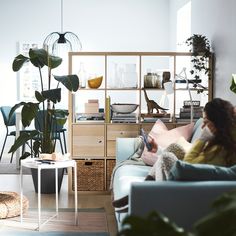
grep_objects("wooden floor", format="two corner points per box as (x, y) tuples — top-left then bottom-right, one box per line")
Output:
(0, 173), (118, 236)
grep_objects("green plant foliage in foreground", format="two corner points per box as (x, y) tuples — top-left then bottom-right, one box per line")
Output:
(230, 74), (236, 94)
(193, 189), (236, 236)
(118, 211), (189, 236)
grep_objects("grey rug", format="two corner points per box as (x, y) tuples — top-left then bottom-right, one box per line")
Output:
(0, 208), (108, 235)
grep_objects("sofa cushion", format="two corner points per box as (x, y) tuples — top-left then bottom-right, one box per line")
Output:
(169, 160), (236, 181)
(176, 137), (192, 153)
(112, 164), (150, 199)
(190, 118), (203, 143)
(141, 120), (194, 166)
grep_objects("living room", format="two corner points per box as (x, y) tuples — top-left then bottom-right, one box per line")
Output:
(0, 0), (235, 235)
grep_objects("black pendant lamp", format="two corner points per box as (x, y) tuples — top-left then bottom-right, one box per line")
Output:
(43, 0), (82, 55)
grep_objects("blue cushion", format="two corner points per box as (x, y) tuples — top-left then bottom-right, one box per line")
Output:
(190, 118), (203, 143)
(168, 160), (236, 181)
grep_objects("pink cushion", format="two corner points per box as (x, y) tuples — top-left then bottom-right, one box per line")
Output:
(141, 120), (194, 166)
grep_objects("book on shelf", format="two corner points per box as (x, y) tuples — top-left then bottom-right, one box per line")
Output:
(111, 119), (138, 123)
(176, 117), (199, 123)
(111, 112), (137, 123)
(141, 117), (171, 123)
(179, 112), (203, 119)
(141, 113), (171, 123)
(180, 106), (204, 112)
(105, 96), (111, 123)
(76, 112), (104, 121)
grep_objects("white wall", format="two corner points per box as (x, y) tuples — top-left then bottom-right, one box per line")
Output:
(169, 0), (191, 51)
(191, 0), (236, 105)
(0, 0), (170, 104)
(0, 0), (171, 159)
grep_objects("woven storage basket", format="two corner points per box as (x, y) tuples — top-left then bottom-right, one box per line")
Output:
(106, 159), (116, 190)
(72, 159), (105, 191)
(0, 191), (29, 219)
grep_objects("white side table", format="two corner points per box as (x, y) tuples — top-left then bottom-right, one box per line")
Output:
(20, 158), (78, 230)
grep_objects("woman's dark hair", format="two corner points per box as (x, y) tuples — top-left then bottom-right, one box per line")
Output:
(204, 98), (236, 165)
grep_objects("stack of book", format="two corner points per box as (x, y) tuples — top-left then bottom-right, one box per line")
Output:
(112, 113), (137, 123)
(141, 113), (171, 123)
(179, 106), (203, 119)
(76, 112), (104, 121)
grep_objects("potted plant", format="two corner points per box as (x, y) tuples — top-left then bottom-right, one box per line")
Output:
(9, 48), (79, 193)
(185, 34), (211, 91)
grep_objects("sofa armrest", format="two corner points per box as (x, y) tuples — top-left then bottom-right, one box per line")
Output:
(129, 181), (236, 229)
(116, 138), (138, 164)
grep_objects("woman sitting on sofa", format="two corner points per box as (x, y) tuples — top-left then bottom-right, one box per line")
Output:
(113, 98), (236, 208)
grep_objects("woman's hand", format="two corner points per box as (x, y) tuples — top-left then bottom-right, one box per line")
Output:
(199, 126), (215, 142)
(148, 137), (158, 153)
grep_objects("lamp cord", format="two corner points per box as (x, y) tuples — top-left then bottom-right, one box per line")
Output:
(60, 0), (63, 33)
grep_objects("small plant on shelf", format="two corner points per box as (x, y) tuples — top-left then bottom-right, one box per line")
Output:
(185, 34), (211, 92)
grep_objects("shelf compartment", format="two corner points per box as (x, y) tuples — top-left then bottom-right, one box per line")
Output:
(72, 159), (105, 191)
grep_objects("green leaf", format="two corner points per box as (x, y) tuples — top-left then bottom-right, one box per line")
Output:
(8, 130), (39, 153)
(21, 103), (39, 127)
(118, 211), (188, 236)
(230, 74), (236, 94)
(54, 74), (79, 92)
(33, 140), (41, 156)
(41, 88), (61, 104)
(29, 48), (47, 68)
(45, 55), (62, 69)
(12, 54), (30, 71)
(19, 152), (31, 161)
(35, 91), (46, 103)
(194, 190), (236, 236)
(9, 102), (26, 123)
(51, 109), (69, 126)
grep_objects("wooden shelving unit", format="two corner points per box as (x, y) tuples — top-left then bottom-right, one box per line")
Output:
(67, 52), (213, 192)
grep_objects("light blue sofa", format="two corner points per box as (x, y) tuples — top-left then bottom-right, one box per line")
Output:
(112, 119), (236, 230)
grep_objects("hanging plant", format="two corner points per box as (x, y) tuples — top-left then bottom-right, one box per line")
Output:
(185, 34), (211, 90)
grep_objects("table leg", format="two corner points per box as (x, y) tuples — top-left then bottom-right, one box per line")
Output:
(15, 112), (21, 169)
(38, 167), (41, 230)
(20, 164), (23, 223)
(55, 168), (58, 215)
(74, 163), (78, 225)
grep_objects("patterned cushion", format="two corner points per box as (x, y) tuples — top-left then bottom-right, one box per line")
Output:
(141, 120), (194, 166)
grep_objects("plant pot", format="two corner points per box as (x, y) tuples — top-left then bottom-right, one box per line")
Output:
(192, 40), (207, 53)
(31, 168), (64, 194)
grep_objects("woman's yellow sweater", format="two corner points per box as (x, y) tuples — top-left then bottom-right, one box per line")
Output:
(184, 139), (236, 166)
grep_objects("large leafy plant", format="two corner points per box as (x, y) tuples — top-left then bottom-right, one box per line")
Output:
(9, 48), (79, 159)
